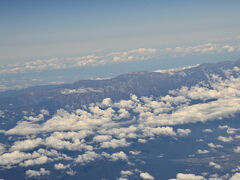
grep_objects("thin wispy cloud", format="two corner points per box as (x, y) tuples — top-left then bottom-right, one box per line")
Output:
(0, 41), (239, 75)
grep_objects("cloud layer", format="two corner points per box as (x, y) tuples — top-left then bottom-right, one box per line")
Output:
(0, 41), (239, 75)
(0, 66), (240, 178)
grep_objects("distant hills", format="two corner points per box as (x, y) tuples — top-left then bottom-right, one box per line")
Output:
(0, 59), (239, 113)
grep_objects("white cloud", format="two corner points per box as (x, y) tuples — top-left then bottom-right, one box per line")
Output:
(230, 173), (240, 180)
(40, 109), (49, 116)
(116, 108), (130, 119)
(61, 88), (103, 95)
(218, 125), (229, 129)
(10, 138), (43, 152)
(54, 163), (70, 170)
(177, 129), (191, 137)
(1, 41), (239, 76)
(102, 151), (128, 161)
(0, 110), (5, 118)
(209, 174), (221, 179)
(227, 128), (238, 135)
(102, 98), (112, 106)
(140, 172), (155, 180)
(20, 156), (48, 167)
(1, 66), (240, 172)
(129, 151), (141, 155)
(233, 146), (240, 153)
(208, 143), (223, 149)
(142, 127), (176, 137)
(75, 151), (100, 164)
(24, 114), (44, 122)
(25, 168), (50, 178)
(138, 139), (147, 143)
(118, 178), (128, 180)
(217, 136), (233, 143)
(170, 173), (206, 180)
(110, 151), (128, 161)
(0, 151), (37, 167)
(223, 45), (235, 52)
(100, 138), (130, 149)
(0, 148), (70, 168)
(197, 149), (209, 154)
(203, 129), (213, 133)
(154, 64), (200, 75)
(45, 133), (93, 151)
(235, 135), (240, 139)
(209, 162), (221, 169)
(121, 170), (133, 176)
(93, 135), (112, 143)
(66, 169), (76, 176)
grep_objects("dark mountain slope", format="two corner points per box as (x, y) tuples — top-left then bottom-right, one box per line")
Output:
(0, 59), (239, 113)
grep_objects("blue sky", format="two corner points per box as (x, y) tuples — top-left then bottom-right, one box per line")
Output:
(1, 0), (240, 63)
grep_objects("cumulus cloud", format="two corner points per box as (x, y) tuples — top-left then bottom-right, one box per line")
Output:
(102, 151), (128, 161)
(40, 109), (49, 116)
(23, 110), (49, 122)
(0, 151), (37, 167)
(0, 148), (71, 168)
(140, 172), (155, 180)
(218, 125), (229, 129)
(110, 151), (128, 161)
(217, 136), (233, 143)
(142, 127), (177, 137)
(209, 162), (221, 169)
(197, 149), (209, 154)
(25, 168), (50, 178)
(75, 151), (100, 164)
(170, 173), (206, 180)
(226, 127), (239, 135)
(233, 146), (240, 153)
(100, 138), (131, 149)
(44, 132), (93, 151)
(230, 173), (240, 180)
(209, 173), (229, 180)
(121, 170), (133, 176)
(54, 163), (70, 170)
(138, 139), (147, 143)
(66, 169), (76, 176)
(177, 129), (191, 137)
(139, 72), (240, 126)
(10, 138), (43, 152)
(24, 114), (44, 122)
(208, 143), (223, 149)
(20, 156), (48, 167)
(93, 135), (112, 143)
(118, 170), (134, 180)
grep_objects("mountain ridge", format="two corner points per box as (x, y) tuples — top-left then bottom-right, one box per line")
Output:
(0, 59), (240, 112)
